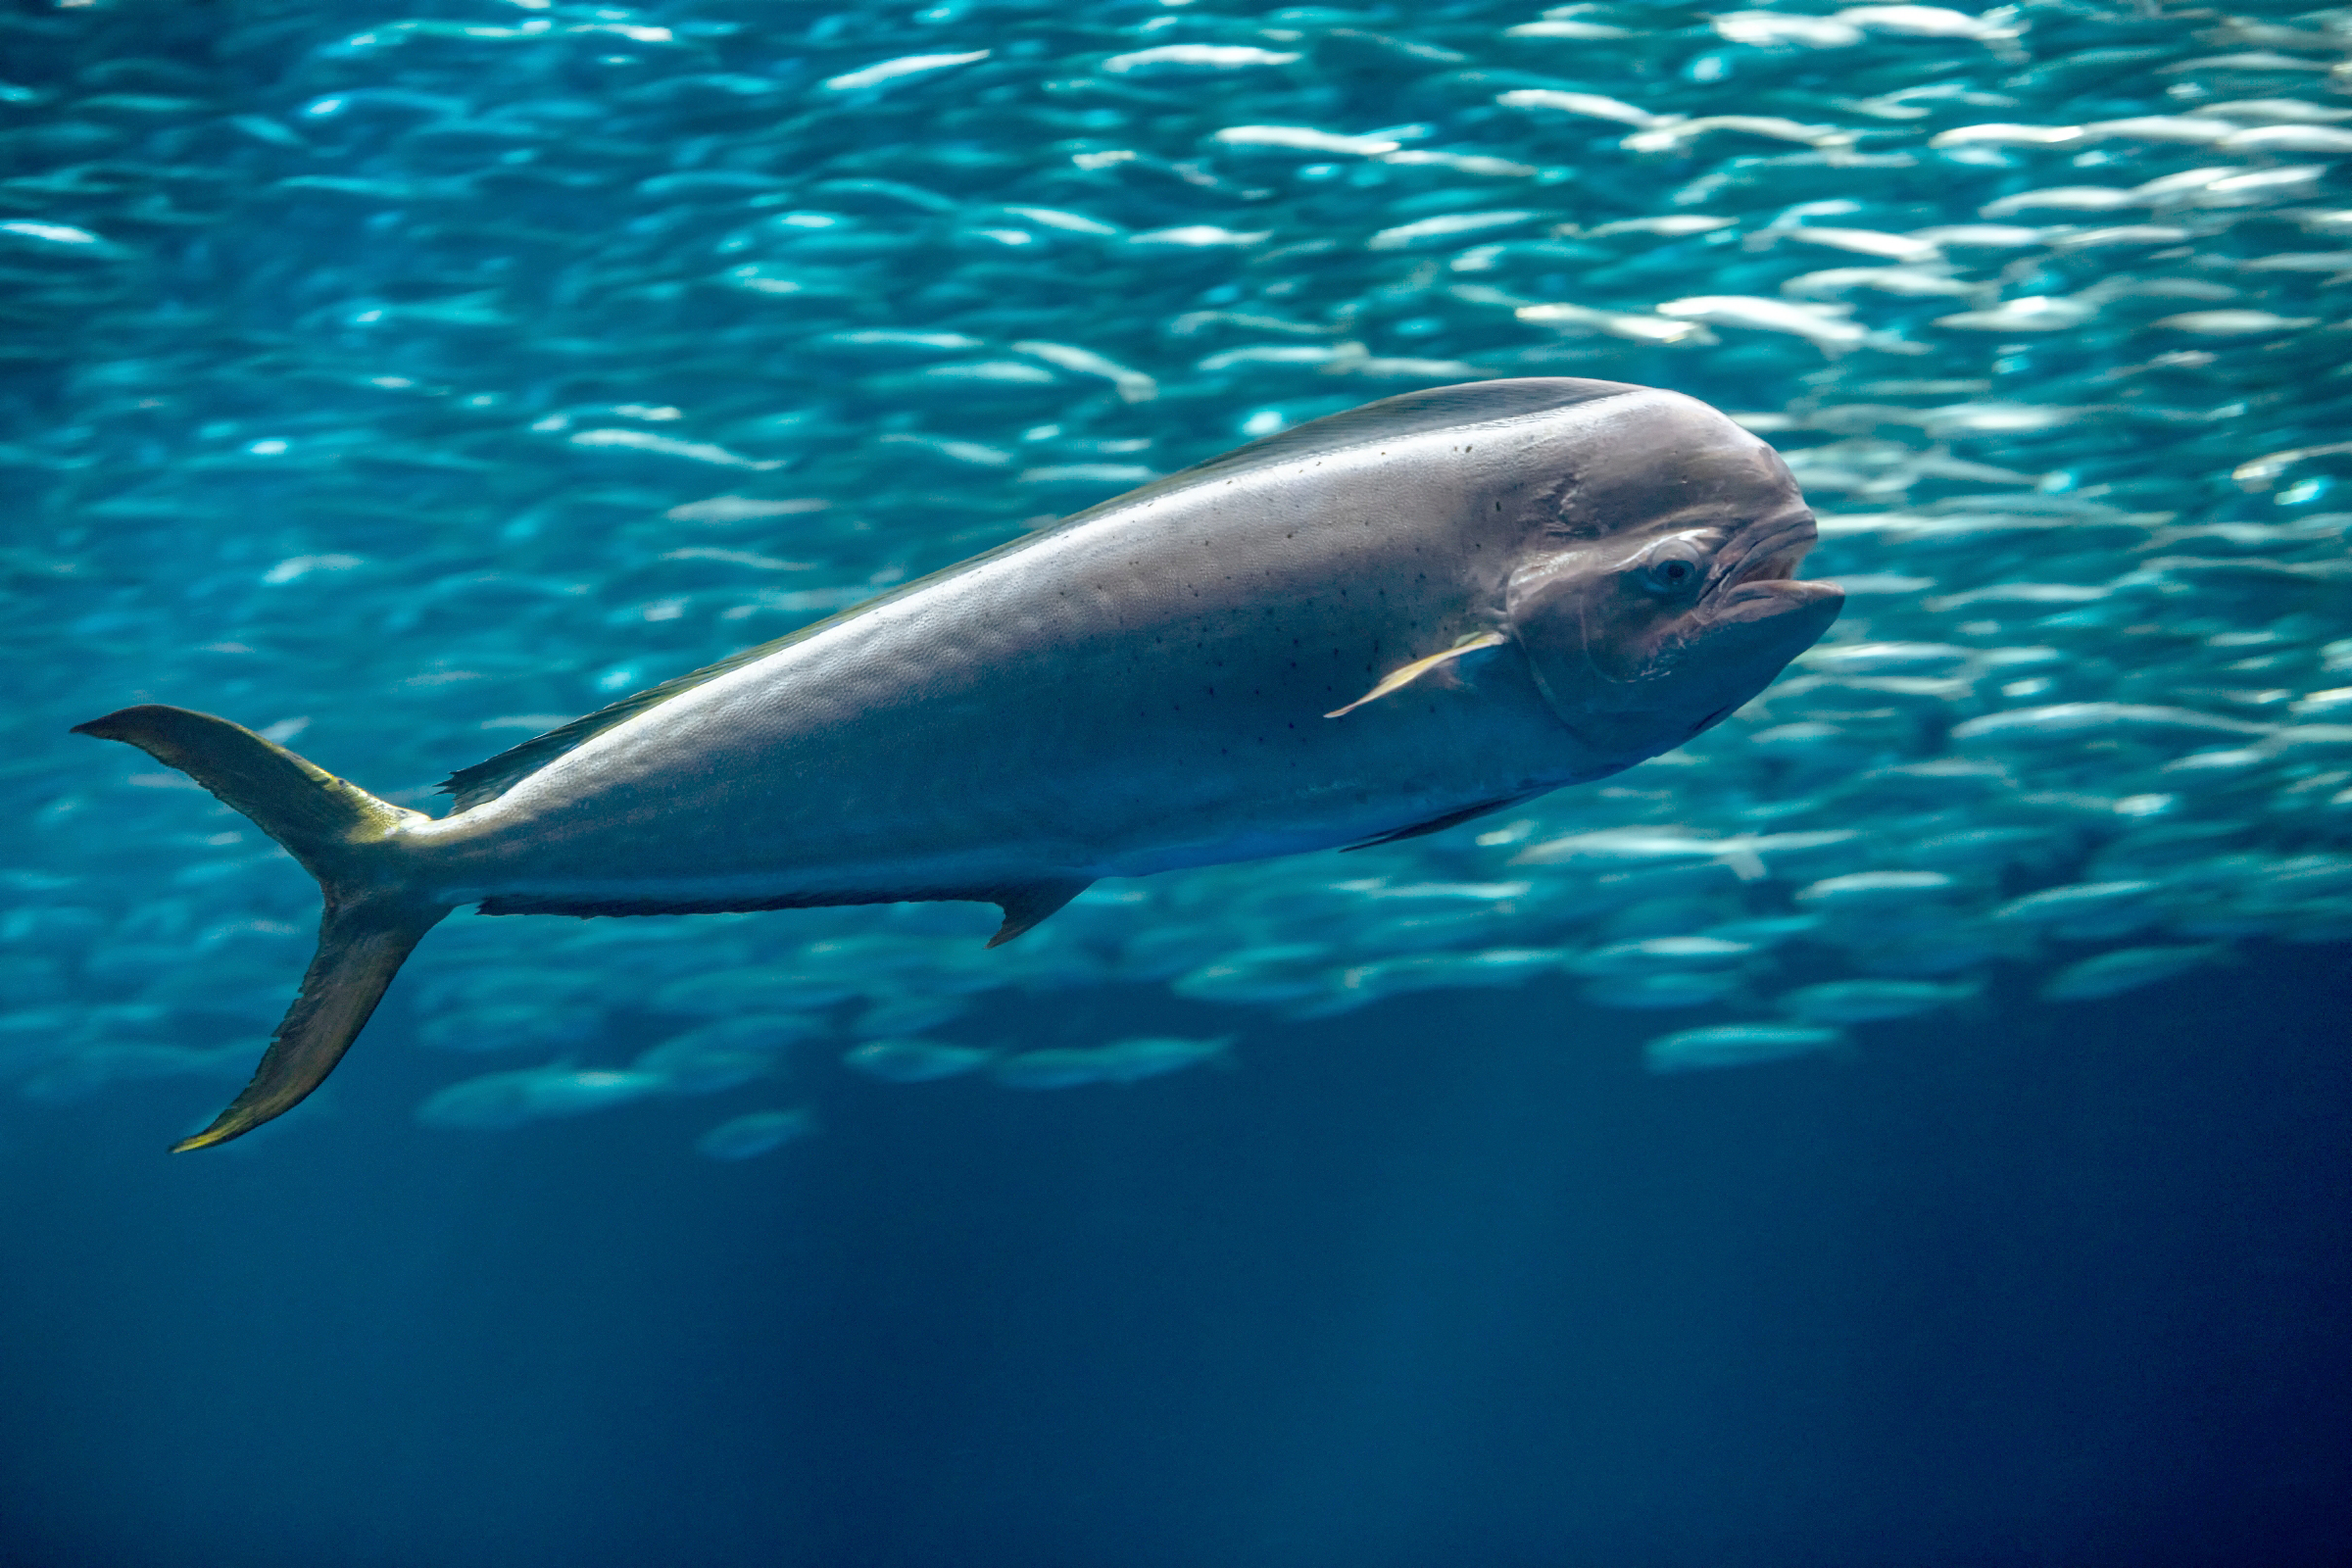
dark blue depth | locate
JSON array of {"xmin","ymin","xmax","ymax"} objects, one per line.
[{"xmin": 2, "ymin": 955, "xmax": 2346, "ymax": 1567}]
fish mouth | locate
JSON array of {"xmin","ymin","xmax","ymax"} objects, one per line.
[{"xmin": 1709, "ymin": 511, "xmax": 1840, "ymax": 618}]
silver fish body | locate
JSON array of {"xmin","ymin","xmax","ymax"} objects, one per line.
[
  {"xmin": 75, "ymin": 377, "xmax": 1840, "ymax": 1149},
  {"xmin": 406, "ymin": 377, "xmax": 1838, "ymax": 917}
]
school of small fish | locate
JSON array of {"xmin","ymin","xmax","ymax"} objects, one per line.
[{"xmin": 7, "ymin": 0, "xmax": 2349, "ymax": 1155}]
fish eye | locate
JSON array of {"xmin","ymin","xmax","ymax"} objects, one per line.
[{"xmin": 1640, "ymin": 545, "xmax": 1706, "ymax": 596}]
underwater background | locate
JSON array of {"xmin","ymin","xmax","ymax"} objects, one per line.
[{"xmin": 3, "ymin": 0, "xmax": 2350, "ymax": 1562}]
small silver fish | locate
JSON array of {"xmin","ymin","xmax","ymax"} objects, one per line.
[
  {"xmin": 1093, "ymin": 1035, "xmax": 1236, "ymax": 1082},
  {"xmin": 2039, "ymin": 945, "xmax": 2230, "ymax": 1002},
  {"xmin": 1777, "ymin": 978, "xmax": 1979, "ymax": 1023},
  {"xmin": 1645, "ymin": 1023, "xmax": 1845, "ymax": 1072},
  {"xmin": 695, "ymin": 1108, "xmax": 815, "ymax": 1160},
  {"xmin": 990, "ymin": 1049, "xmax": 1111, "ymax": 1090},
  {"xmin": 842, "ymin": 1039, "xmax": 996, "ymax": 1083}
]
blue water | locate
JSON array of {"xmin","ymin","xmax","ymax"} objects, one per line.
[{"xmin": 5, "ymin": 0, "xmax": 2351, "ymax": 1561}]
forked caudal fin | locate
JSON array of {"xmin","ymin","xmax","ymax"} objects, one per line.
[{"xmin": 72, "ymin": 706, "xmax": 448, "ymax": 1152}]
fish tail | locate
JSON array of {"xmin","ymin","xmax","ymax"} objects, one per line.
[{"xmin": 72, "ymin": 705, "xmax": 449, "ymax": 1152}]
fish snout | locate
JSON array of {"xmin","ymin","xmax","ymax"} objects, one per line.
[
  {"xmin": 1709, "ymin": 506, "xmax": 1821, "ymax": 597},
  {"xmin": 1714, "ymin": 571, "xmax": 1845, "ymax": 630},
  {"xmin": 1708, "ymin": 508, "xmax": 1841, "ymax": 637}
]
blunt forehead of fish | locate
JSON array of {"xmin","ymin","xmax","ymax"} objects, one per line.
[{"xmin": 1547, "ymin": 397, "xmax": 1796, "ymax": 536}]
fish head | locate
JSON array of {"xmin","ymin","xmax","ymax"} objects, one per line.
[{"xmin": 1505, "ymin": 391, "xmax": 1841, "ymax": 764}]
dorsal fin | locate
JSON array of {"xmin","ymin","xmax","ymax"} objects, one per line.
[
  {"xmin": 442, "ymin": 380, "xmax": 1638, "ymax": 811},
  {"xmin": 437, "ymin": 596, "xmax": 906, "ymax": 809},
  {"xmin": 443, "ymin": 640, "xmax": 780, "ymax": 809},
  {"xmin": 1052, "ymin": 376, "xmax": 1642, "ymax": 529}
]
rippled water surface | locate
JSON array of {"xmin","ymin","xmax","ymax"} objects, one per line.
[{"xmin": 4, "ymin": 1, "xmax": 2349, "ymax": 1563}]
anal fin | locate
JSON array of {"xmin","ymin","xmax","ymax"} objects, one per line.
[
  {"xmin": 987, "ymin": 878, "xmax": 1093, "ymax": 948},
  {"xmin": 1342, "ymin": 794, "xmax": 1535, "ymax": 853}
]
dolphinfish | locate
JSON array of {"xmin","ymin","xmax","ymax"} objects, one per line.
[{"xmin": 76, "ymin": 377, "xmax": 1840, "ymax": 1150}]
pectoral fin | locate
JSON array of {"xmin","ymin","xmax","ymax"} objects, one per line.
[
  {"xmin": 1325, "ymin": 629, "xmax": 1511, "ymax": 718},
  {"xmin": 987, "ymin": 878, "xmax": 1093, "ymax": 948}
]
